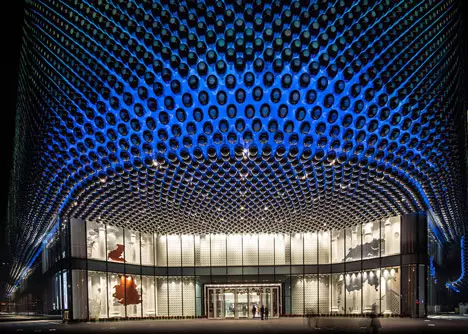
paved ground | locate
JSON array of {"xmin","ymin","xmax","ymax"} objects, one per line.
[
  {"xmin": 0, "ymin": 314, "xmax": 61, "ymax": 323},
  {"xmin": 0, "ymin": 316, "xmax": 467, "ymax": 333}
]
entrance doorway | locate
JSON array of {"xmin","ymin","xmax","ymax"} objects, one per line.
[{"xmin": 205, "ymin": 284, "xmax": 281, "ymax": 319}]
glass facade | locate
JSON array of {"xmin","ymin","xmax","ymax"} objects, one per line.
[
  {"xmin": 62, "ymin": 215, "xmax": 412, "ymax": 320},
  {"xmin": 79, "ymin": 217, "xmax": 401, "ymax": 267},
  {"xmin": 85, "ymin": 270, "xmax": 198, "ymax": 319}
]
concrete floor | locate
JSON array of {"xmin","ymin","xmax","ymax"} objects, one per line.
[{"xmin": 0, "ymin": 316, "xmax": 467, "ymax": 333}]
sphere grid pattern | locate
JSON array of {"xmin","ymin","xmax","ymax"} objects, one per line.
[{"xmin": 10, "ymin": 0, "xmax": 466, "ymax": 278}]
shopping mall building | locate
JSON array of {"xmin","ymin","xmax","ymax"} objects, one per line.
[{"xmin": 5, "ymin": 0, "xmax": 467, "ymax": 321}]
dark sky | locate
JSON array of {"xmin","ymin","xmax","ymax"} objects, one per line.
[{"xmin": 0, "ymin": 1, "xmax": 24, "ymax": 265}]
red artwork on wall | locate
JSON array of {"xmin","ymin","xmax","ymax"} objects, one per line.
[
  {"xmin": 112, "ymin": 275, "xmax": 141, "ymax": 306},
  {"xmin": 108, "ymin": 244, "xmax": 125, "ymax": 262}
]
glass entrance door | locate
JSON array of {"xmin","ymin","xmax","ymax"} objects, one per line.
[
  {"xmin": 224, "ymin": 289, "xmax": 235, "ymax": 318},
  {"xmin": 237, "ymin": 289, "xmax": 249, "ymax": 318},
  {"xmin": 205, "ymin": 284, "xmax": 281, "ymax": 319},
  {"xmin": 249, "ymin": 288, "xmax": 261, "ymax": 318}
]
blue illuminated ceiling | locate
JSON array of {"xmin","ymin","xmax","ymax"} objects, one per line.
[{"xmin": 10, "ymin": 0, "xmax": 466, "ymax": 277}]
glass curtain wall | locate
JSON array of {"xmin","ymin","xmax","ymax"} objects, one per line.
[
  {"xmin": 381, "ymin": 216, "xmax": 401, "ymax": 256},
  {"xmin": 289, "ymin": 266, "xmax": 400, "ymax": 315},
  {"xmin": 362, "ymin": 221, "xmax": 380, "ymax": 260},
  {"xmin": 88, "ymin": 271, "xmax": 108, "ymax": 320},
  {"xmin": 381, "ymin": 267, "xmax": 400, "ymax": 315},
  {"xmin": 82, "ymin": 216, "xmax": 401, "ymax": 267},
  {"xmin": 73, "ymin": 217, "xmax": 403, "ymax": 319},
  {"xmin": 331, "ymin": 273, "xmax": 345, "ymax": 314},
  {"xmin": 82, "ymin": 271, "xmax": 197, "ymax": 319},
  {"xmin": 79, "ymin": 268, "xmax": 400, "ymax": 318},
  {"xmin": 362, "ymin": 269, "xmax": 380, "ymax": 314},
  {"xmin": 345, "ymin": 271, "xmax": 362, "ymax": 314},
  {"xmin": 86, "ymin": 221, "xmax": 106, "ymax": 261}
]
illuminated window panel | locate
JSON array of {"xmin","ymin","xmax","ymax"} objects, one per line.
[
  {"xmin": 182, "ymin": 278, "xmax": 196, "ymax": 317},
  {"xmin": 227, "ymin": 235, "xmax": 242, "ymax": 266},
  {"xmin": 108, "ymin": 273, "xmax": 125, "ymax": 318},
  {"xmin": 331, "ymin": 274, "xmax": 345, "ymax": 315},
  {"xmin": 211, "ymin": 234, "xmax": 227, "ymax": 266},
  {"xmin": 141, "ymin": 232, "xmax": 154, "ymax": 267},
  {"xmin": 304, "ymin": 275, "xmax": 318, "ymax": 315},
  {"xmin": 274, "ymin": 234, "xmax": 289, "ymax": 266},
  {"xmin": 181, "ymin": 235, "xmax": 195, "ymax": 267},
  {"xmin": 243, "ymin": 234, "xmax": 259, "ymax": 266},
  {"xmin": 345, "ymin": 225, "xmax": 362, "ymax": 262},
  {"xmin": 345, "ymin": 272, "xmax": 362, "ymax": 315},
  {"xmin": 107, "ymin": 227, "xmax": 124, "ymax": 264},
  {"xmin": 304, "ymin": 232, "xmax": 318, "ymax": 265},
  {"xmin": 318, "ymin": 275, "xmax": 330, "ymax": 314},
  {"xmin": 258, "ymin": 234, "xmax": 275, "ymax": 266},
  {"xmin": 87, "ymin": 271, "xmax": 108, "ymax": 320},
  {"xmin": 331, "ymin": 229, "xmax": 345, "ymax": 264},
  {"xmin": 381, "ymin": 267, "xmax": 401, "ymax": 315},
  {"xmin": 126, "ymin": 275, "xmax": 142, "ymax": 318},
  {"xmin": 291, "ymin": 276, "xmax": 304, "ymax": 315},
  {"xmin": 142, "ymin": 276, "xmax": 155, "ymax": 317},
  {"xmin": 168, "ymin": 277, "xmax": 183, "ymax": 316},
  {"xmin": 167, "ymin": 235, "xmax": 182, "ymax": 267},
  {"xmin": 155, "ymin": 235, "xmax": 167, "ymax": 267},
  {"xmin": 86, "ymin": 221, "xmax": 106, "ymax": 261},
  {"xmin": 362, "ymin": 269, "xmax": 380, "ymax": 314},
  {"xmin": 197, "ymin": 235, "xmax": 211, "ymax": 267},
  {"xmin": 362, "ymin": 222, "xmax": 380, "ymax": 260},
  {"xmin": 381, "ymin": 217, "xmax": 401, "ymax": 257},
  {"xmin": 318, "ymin": 231, "xmax": 330, "ymax": 264},
  {"xmin": 124, "ymin": 229, "xmax": 140, "ymax": 265},
  {"xmin": 156, "ymin": 277, "xmax": 168, "ymax": 317},
  {"xmin": 291, "ymin": 234, "xmax": 304, "ymax": 265}
]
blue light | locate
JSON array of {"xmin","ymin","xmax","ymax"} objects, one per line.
[
  {"xmin": 445, "ymin": 236, "xmax": 465, "ymax": 293},
  {"xmin": 7, "ymin": 220, "xmax": 60, "ymax": 297},
  {"xmin": 8, "ymin": 0, "xmax": 466, "ymax": 290},
  {"xmin": 429, "ymin": 256, "xmax": 436, "ymax": 278}
]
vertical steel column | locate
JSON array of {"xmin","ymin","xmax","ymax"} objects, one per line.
[
  {"xmin": 302, "ymin": 233, "xmax": 305, "ymax": 316},
  {"xmin": 360, "ymin": 222, "xmax": 363, "ymax": 315},
  {"xmin": 344, "ymin": 226, "xmax": 346, "ymax": 315},
  {"xmin": 105, "ymin": 223, "xmax": 109, "ymax": 319},
  {"xmin": 140, "ymin": 232, "xmax": 143, "ymax": 318},
  {"xmin": 123, "ymin": 228, "xmax": 127, "ymax": 319},
  {"xmin": 166, "ymin": 234, "xmax": 169, "ymax": 317},
  {"xmin": 180, "ymin": 234, "xmax": 183, "ymax": 317},
  {"xmin": 85, "ymin": 219, "xmax": 90, "ymax": 321}
]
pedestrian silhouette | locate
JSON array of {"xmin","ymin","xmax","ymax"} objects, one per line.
[
  {"xmin": 370, "ymin": 312, "xmax": 381, "ymax": 333},
  {"xmin": 265, "ymin": 307, "xmax": 269, "ymax": 320},
  {"xmin": 260, "ymin": 305, "xmax": 265, "ymax": 320}
]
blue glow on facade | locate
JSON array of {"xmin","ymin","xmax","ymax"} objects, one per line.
[
  {"xmin": 445, "ymin": 236, "xmax": 465, "ymax": 293},
  {"xmin": 8, "ymin": 220, "xmax": 60, "ymax": 297},
  {"xmin": 8, "ymin": 0, "xmax": 466, "ymax": 294},
  {"xmin": 429, "ymin": 256, "xmax": 436, "ymax": 278}
]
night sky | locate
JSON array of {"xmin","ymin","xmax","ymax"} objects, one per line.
[{"xmin": 0, "ymin": 1, "xmax": 25, "ymax": 280}]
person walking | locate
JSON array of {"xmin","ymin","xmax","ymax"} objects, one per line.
[
  {"xmin": 251, "ymin": 304, "xmax": 257, "ymax": 318},
  {"xmin": 369, "ymin": 312, "xmax": 381, "ymax": 334},
  {"xmin": 260, "ymin": 305, "xmax": 265, "ymax": 320},
  {"xmin": 264, "ymin": 307, "xmax": 269, "ymax": 320}
]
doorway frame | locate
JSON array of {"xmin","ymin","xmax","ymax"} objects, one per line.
[{"xmin": 204, "ymin": 283, "xmax": 282, "ymax": 319}]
